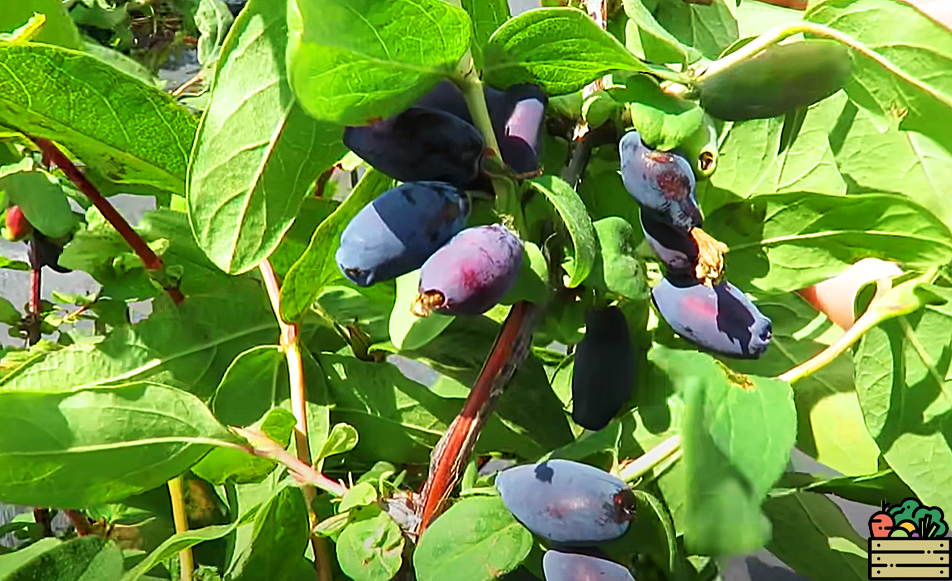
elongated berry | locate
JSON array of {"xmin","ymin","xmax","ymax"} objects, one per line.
[
  {"xmin": 413, "ymin": 224, "xmax": 523, "ymax": 317},
  {"xmin": 336, "ymin": 181, "xmax": 470, "ymax": 287},
  {"xmin": 495, "ymin": 459, "xmax": 636, "ymax": 546},
  {"xmin": 572, "ymin": 306, "xmax": 635, "ymax": 431},
  {"xmin": 543, "ymin": 549, "xmax": 635, "ymax": 581}
]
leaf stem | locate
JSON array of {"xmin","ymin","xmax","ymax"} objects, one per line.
[
  {"xmin": 167, "ymin": 477, "xmax": 194, "ymax": 581},
  {"xmin": 30, "ymin": 137, "xmax": 185, "ymax": 304},
  {"xmin": 257, "ymin": 259, "xmax": 332, "ymax": 581},
  {"xmin": 696, "ymin": 22, "xmax": 899, "ymax": 87},
  {"xmin": 619, "ymin": 435, "xmax": 683, "ymax": 483},
  {"xmin": 778, "ymin": 269, "xmax": 937, "ymax": 384}
]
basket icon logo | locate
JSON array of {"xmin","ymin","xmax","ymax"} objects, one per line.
[{"xmin": 868, "ymin": 497, "xmax": 950, "ymax": 579}]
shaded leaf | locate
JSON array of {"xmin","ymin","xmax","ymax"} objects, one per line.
[
  {"xmin": 0, "ymin": 0, "xmax": 83, "ymax": 49},
  {"xmin": 3, "ymin": 536, "xmax": 123, "ymax": 581},
  {"xmin": 528, "ymin": 175, "xmax": 597, "ymax": 288},
  {"xmin": 227, "ymin": 485, "xmax": 310, "ymax": 581},
  {"xmin": 653, "ymin": 0, "xmax": 738, "ymax": 61}
]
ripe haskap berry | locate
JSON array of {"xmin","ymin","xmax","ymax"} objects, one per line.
[
  {"xmin": 652, "ymin": 275, "xmax": 772, "ymax": 359},
  {"xmin": 413, "ymin": 81, "xmax": 547, "ymax": 175},
  {"xmin": 542, "ymin": 549, "xmax": 635, "ymax": 581},
  {"xmin": 343, "ymin": 107, "xmax": 485, "ymax": 188},
  {"xmin": 571, "ymin": 306, "xmax": 635, "ymax": 431},
  {"xmin": 31, "ymin": 232, "xmax": 72, "ymax": 274},
  {"xmin": 495, "ymin": 459, "xmax": 636, "ymax": 546},
  {"xmin": 336, "ymin": 181, "xmax": 470, "ymax": 287},
  {"xmin": 619, "ymin": 130, "xmax": 702, "ymax": 232},
  {"xmin": 3, "ymin": 206, "xmax": 34, "ymax": 242},
  {"xmin": 640, "ymin": 207, "xmax": 699, "ymax": 274},
  {"xmin": 413, "ymin": 224, "xmax": 523, "ymax": 317}
]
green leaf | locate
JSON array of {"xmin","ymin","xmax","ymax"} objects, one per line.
[
  {"xmin": 286, "ymin": 0, "xmax": 472, "ymax": 125},
  {"xmin": 725, "ymin": 291, "xmax": 880, "ymax": 476},
  {"xmin": 315, "ymin": 422, "xmax": 359, "ymax": 465},
  {"xmin": 833, "ymin": 101, "xmax": 952, "ymax": 228},
  {"xmin": 854, "ymin": 284, "xmax": 952, "ymax": 510},
  {"xmin": 806, "ymin": 0, "xmax": 952, "ymax": 156},
  {"xmin": 2, "ymin": 536, "xmax": 123, "ymax": 581},
  {"xmin": 587, "ymin": 216, "xmax": 647, "ymax": 301},
  {"xmin": 617, "ymin": 74, "xmax": 704, "ymax": 151},
  {"xmin": 0, "ymin": 0, "xmax": 83, "ymax": 49},
  {"xmin": 500, "ymin": 241, "xmax": 548, "ymax": 305},
  {"xmin": 280, "ymin": 169, "xmax": 394, "ymax": 322},
  {"xmin": 195, "ymin": 0, "xmax": 234, "ymax": 66},
  {"xmin": 653, "ymin": 0, "xmax": 738, "ymax": 61},
  {"xmin": 622, "ymin": 0, "xmax": 698, "ymax": 65},
  {"xmin": 775, "ymin": 470, "xmax": 915, "ymax": 508},
  {"xmin": 763, "ymin": 492, "xmax": 868, "ymax": 581},
  {"xmin": 121, "ymin": 518, "xmax": 254, "ymax": 581},
  {"xmin": 0, "ymin": 44, "xmax": 197, "ymax": 195},
  {"xmin": 462, "ymin": 0, "xmax": 510, "ymax": 66},
  {"xmin": 0, "ymin": 539, "xmax": 62, "ymax": 577},
  {"xmin": 528, "ymin": 175, "xmax": 597, "ymax": 288},
  {"xmin": 187, "ymin": 0, "xmax": 347, "ymax": 274},
  {"xmin": 0, "ymin": 382, "xmax": 236, "ymax": 507},
  {"xmin": 4, "ymin": 169, "xmax": 77, "ymax": 238},
  {"xmin": 484, "ymin": 7, "xmax": 651, "ymax": 95},
  {"xmin": 269, "ymin": 197, "xmax": 338, "ymax": 279},
  {"xmin": 576, "ymin": 144, "xmax": 642, "ymax": 226},
  {"xmin": 614, "ymin": 489, "xmax": 680, "ymax": 576},
  {"xmin": 414, "ymin": 495, "xmax": 532, "ymax": 581},
  {"xmin": 0, "ymin": 296, "xmax": 20, "ymax": 327},
  {"xmin": 655, "ymin": 348, "xmax": 795, "ymax": 555},
  {"xmin": 338, "ymin": 481, "xmax": 377, "ymax": 513},
  {"xmin": 705, "ymin": 191, "xmax": 952, "ymax": 293},
  {"xmin": 389, "ymin": 269, "xmax": 455, "ymax": 351},
  {"xmin": 227, "ymin": 485, "xmax": 310, "ymax": 581},
  {"xmin": 336, "ymin": 505, "xmax": 404, "ymax": 581},
  {"xmin": 191, "ymin": 408, "xmax": 297, "ymax": 485}
]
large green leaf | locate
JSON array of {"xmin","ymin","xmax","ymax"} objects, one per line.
[
  {"xmin": 653, "ymin": 0, "xmax": 738, "ymax": 61},
  {"xmin": 776, "ymin": 469, "xmax": 915, "ymax": 508},
  {"xmin": 3, "ymin": 169, "xmax": 78, "ymax": 238},
  {"xmin": 187, "ymin": 0, "xmax": 346, "ymax": 274},
  {"xmin": 414, "ymin": 496, "xmax": 532, "ymax": 581},
  {"xmin": 833, "ymin": 100, "xmax": 952, "ymax": 228},
  {"xmin": 286, "ymin": 0, "xmax": 471, "ymax": 125},
  {"xmin": 655, "ymin": 348, "xmax": 796, "ymax": 555},
  {"xmin": 763, "ymin": 492, "xmax": 868, "ymax": 581},
  {"xmin": 726, "ymin": 291, "xmax": 880, "ymax": 476},
  {"xmin": 0, "ymin": 0, "xmax": 83, "ymax": 49},
  {"xmin": 227, "ymin": 485, "xmax": 310, "ymax": 581},
  {"xmin": 854, "ymin": 285, "xmax": 952, "ymax": 509},
  {"xmin": 462, "ymin": 0, "xmax": 510, "ymax": 66},
  {"xmin": 280, "ymin": 169, "xmax": 394, "ymax": 322},
  {"xmin": 2, "ymin": 536, "xmax": 123, "ymax": 581},
  {"xmin": 807, "ymin": 0, "xmax": 952, "ymax": 156},
  {"xmin": 705, "ymin": 191, "xmax": 952, "ymax": 292},
  {"xmin": 528, "ymin": 175, "xmax": 597, "ymax": 288},
  {"xmin": 484, "ymin": 7, "xmax": 651, "ymax": 94},
  {"xmin": 0, "ymin": 44, "xmax": 197, "ymax": 195},
  {"xmin": 622, "ymin": 0, "xmax": 698, "ymax": 65},
  {"xmin": 0, "ymin": 382, "xmax": 236, "ymax": 507}
]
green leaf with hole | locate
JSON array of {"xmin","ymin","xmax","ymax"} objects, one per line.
[
  {"xmin": 528, "ymin": 175, "xmax": 597, "ymax": 288},
  {"xmin": 280, "ymin": 169, "xmax": 394, "ymax": 322},
  {"xmin": 187, "ymin": 0, "xmax": 346, "ymax": 274},
  {"xmin": 287, "ymin": 0, "xmax": 472, "ymax": 125},
  {"xmin": 337, "ymin": 505, "xmax": 404, "ymax": 581},
  {"xmin": 414, "ymin": 495, "xmax": 532, "ymax": 581},
  {"xmin": 484, "ymin": 7, "xmax": 651, "ymax": 94},
  {"xmin": 390, "ymin": 269, "xmax": 455, "ymax": 351},
  {"xmin": 0, "ymin": 44, "xmax": 197, "ymax": 195}
]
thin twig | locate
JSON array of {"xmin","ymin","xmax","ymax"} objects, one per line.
[
  {"xmin": 26, "ymin": 240, "xmax": 42, "ymax": 346},
  {"xmin": 171, "ymin": 73, "xmax": 204, "ymax": 97},
  {"xmin": 257, "ymin": 259, "xmax": 333, "ymax": 581},
  {"xmin": 30, "ymin": 137, "xmax": 185, "ymax": 304},
  {"xmin": 619, "ymin": 435, "xmax": 682, "ymax": 483},
  {"xmin": 168, "ymin": 477, "xmax": 193, "ymax": 581}
]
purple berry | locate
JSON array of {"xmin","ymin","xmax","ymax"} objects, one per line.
[
  {"xmin": 619, "ymin": 130, "xmax": 702, "ymax": 232},
  {"xmin": 651, "ymin": 276, "xmax": 772, "ymax": 359},
  {"xmin": 413, "ymin": 224, "xmax": 523, "ymax": 317},
  {"xmin": 641, "ymin": 207, "xmax": 699, "ymax": 274},
  {"xmin": 336, "ymin": 181, "xmax": 470, "ymax": 287},
  {"xmin": 572, "ymin": 306, "xmax": 635, "ymax": 432},
  {"xmin": 343, "ymin": 107, "xmax": 485, "ymax": 187},
  {"xmin": 495, "ymin": 459, "xmax": 636, "ymax": 546},
  {"xmin": 542, "ymin": 549, "xmax": 635, "ymax": 581}
]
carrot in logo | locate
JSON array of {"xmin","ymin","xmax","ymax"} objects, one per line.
[{"xmin": 868, "ymin": 497, "xmax": 950, "ymax": 579}]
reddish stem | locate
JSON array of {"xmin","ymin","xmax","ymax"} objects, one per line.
[
  {"xmin": 31, "ymin": 137, "xmax": 184, "ymax": 305},
  {"xmin": 64, "ymin": 510, "xmax": 93, "ymax": 537},
  {"xmin": 26, "ymin": 241, "xmax": 42, "ymax": 346},
  {"xmin": 32, "ymin": 507, "xmax": 53, "ymax": 537},
  {"xmin": 417, "ymin": 302, "xmax": 537, "ymax": 533}
]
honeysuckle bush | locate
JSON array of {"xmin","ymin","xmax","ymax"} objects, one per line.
[{"xmin": 0, "ymin": 0, "xmax": 950, "ymax": 580}]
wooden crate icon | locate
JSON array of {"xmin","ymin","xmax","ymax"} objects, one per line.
[{"xmin": 869, "ymin": 538, "xmax": 951, "ymax": 579}]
